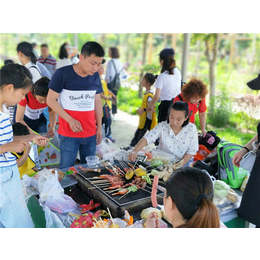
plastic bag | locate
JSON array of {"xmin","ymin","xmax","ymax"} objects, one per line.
[
  {"xmin": 151, "ymin": 149, "xmax": 175, "ymax": 164},
  {"xmin": 42, "ymin": 205, "xmax": 66, "ymax": 228},
  {"xmin": 20, "ymin": 174, "xmax": 39, "ymax": 204},
  {"xmin": 45, "ymin": 193, "xmax": 77, "ymax": 214},
  {"xmin": 39, "ymin": 171, "xmax": 64, "ymax": 203},
  {"xmin": 96, "ymin": 139, "xmax": 116, "ymax": 159}
]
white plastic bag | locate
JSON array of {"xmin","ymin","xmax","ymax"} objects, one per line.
[
  {"xmin": 39, "ymin": 171, "xmax": 64, "ymax": 203},
  {"xmin": 42, "ymin": 205, "xmax": 66, "ymax": 228},
  {"xmin": 96, "ymin": 139, "xmax": 116, "ymax": 159},
  {"xmin": 20, "ymin": 174, "xmax": 39, "ymax": 204}
]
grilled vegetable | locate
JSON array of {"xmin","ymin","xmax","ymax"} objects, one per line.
[
  {"xmin": 125, "ymin": 170, "xmax": 134, "ymax": 180},
  {"xmin": 134, "ymin": 168, "xmax": 146, "ymax": 177}
]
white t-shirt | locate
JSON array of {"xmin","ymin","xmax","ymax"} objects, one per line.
[
  {"xmin": 25, "ymin": 61, "xmax": 42, "ymax": 83},
  {"xmin": 105, "ymin": 58, "xmax": 126, "ymax": 83},
  {"xmin": 154, "ymin": 68, "xmax": 181, "ymax": 101},
  {"xmin": 144, "ymin": 121, "xmax": 198, "ymax": 161},
  {"xmin": 56, "ymin": 58, "xmax": 72, "ymax": 70}
]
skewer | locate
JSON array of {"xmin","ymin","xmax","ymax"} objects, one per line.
[
  {"xmin": 107, "ymin": 207, "xmax": 115, "ymax": 226},
  {"xmin": 118, "ymin": 191, "xmax": 131, "ymax": 200}
]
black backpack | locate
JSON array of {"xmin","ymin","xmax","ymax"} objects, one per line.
[
  {"xmin": 199, "ymin": 130, "xmax": 220, "ymax": 151},
  {"xmin": 107, "ymin": 60, "xmax": 123, "ymax": 92}
]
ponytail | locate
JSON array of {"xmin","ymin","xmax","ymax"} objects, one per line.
[
  {"xmin": 144, "ymin": 73, "xmax": 158, "ymax": 86},
  {"xmin": 160, "ymin": 55, "xmax": 176, "ymax": 75},
  {"xmin": 30, "ymin": 51, "xmax": 37, "ymax": 64},
  {"xmin": 17, "ymin": 42, "xmax": 37, "ymax": 64},
  {"xmin": 177, "ymin": 199, "xmax": 220, "ymax": 228}
]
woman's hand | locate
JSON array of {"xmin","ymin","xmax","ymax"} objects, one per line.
[
  {"xmin": 128, "ymin": 151, "xmax": 137, "ymax": 162},
  {"xmin": 32, "ymin": 135, "xmax": 48, "ymax": 146},
  {"xmin": 145, "ymin": 212, "xmax": 160, "ymax": 228},
  {"xmin": 201, "ymin": 129, "xmax": 207, "ymax": 137},
  {"xmin": 232, "ymin": 149, "xmax": 248, "ymax": 167},
  {"xmin": 136, "ymin": 108, "xmax": 144, "ymax": 115}
]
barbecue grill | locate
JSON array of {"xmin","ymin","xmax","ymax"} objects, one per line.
[{"xmin": 75, "ymin": 160, "xmax": 166, "ymax": 218}]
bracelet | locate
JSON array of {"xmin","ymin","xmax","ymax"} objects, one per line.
[
  {"xmin": 242, "ymin": 146, "xmax": 250, "ymax": 152},
  {"xmin": 143, "ymin": 108, "xmax": 147, "ymax": 112}
]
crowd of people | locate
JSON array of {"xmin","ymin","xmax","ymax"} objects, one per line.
[{"xmin": 0, "ymin": 39, "xmax": 259, "ymax": 228}]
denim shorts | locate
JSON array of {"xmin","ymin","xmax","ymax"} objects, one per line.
[
  {"xmin": 59, "ymin": 134, "xmax": 96, "ymax": 169},
  {"xmin": 0, "ymin": 164, "xmax": 34, "ymax": 228}
]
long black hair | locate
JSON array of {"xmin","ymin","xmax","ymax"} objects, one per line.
[
  {"xmin": 167, "ymin": 101, "xmax": 189, "ymax": 127},
  {"xmin": 165, "ymin": 167, "xmax": 220, "ymax": 228},
  {"xmin": 59, "ymin": 43, "xmax": 68, "ymax": 59},
  {"xmin": 0, "ymin": 64, "xmax": 32, "ymax": 90},
  {"xmin": 159, "ymin": 54, "xmax": 176, "ymax": 75},
  {"xmin": 17, "ymin": 42, "xmax": 37, "ymax": 64}
]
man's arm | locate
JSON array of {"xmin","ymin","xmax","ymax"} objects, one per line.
[
  {"xmin": 199, "ymin": 112, "xmax": 207, "ymax": 136},
  {"xmin": 46, "ymin": 89, "xmax": 82, "ymax": 132},
  {"xmin": 95, "ymin": 93, "xmax": 103, "ymax": 144},
  {"xmin": 47, "ymin": 108, "xmax": 57, "ymax": 137}
]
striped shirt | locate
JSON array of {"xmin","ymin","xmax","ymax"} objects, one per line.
[
  {"xmin": 0, "ymin": 105, "xmax": 17, "ymax": 167},
  {"xmin": 37, "ymin": 54, "xmax": 57, "ymax": 78}
]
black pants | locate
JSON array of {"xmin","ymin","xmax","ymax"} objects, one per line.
[
  {"xmin": 158, "ymin": 100, "xmax": 172, "ymax": 123},
  {"xmin": 110, "ymin": 89, "xmax": 118, "ymax": 115},
  {"xmin": 102, "ymin": 105, "xmax": 112, "ymax": 137},
  {"xmin": 130, "ymin": 118, "xmax": 152, "ymax": 147}
]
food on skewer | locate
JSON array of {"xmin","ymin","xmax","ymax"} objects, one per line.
[
  {"xmin": 125, "ymin": 170, "xmax": 134, "ymax": 180},
  {"xmin": 134, "ymin": 168, "xmax": 146, "ymax": 177},
  {"xmin": 79, "ymin": 165, "xmax": 101, "ymax": 173},
  {"xmin": 112, "ymin": 189, "xmax": 129, "ymax": 196}
]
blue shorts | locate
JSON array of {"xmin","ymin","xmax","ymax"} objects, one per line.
[{"xmin": 0, "ymin": 164, "xmax": 34, "ymax": 228}]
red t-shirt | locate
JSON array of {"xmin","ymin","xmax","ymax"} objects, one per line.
[
  {"xmin": 19, "ymin": 91, "xmax": 47, "ymax": 120},
  {"xmin": 173, "ymin": 93, "xmax": 207, "ymax": 124}
]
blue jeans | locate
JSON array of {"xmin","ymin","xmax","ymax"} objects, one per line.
[
  {"xmin": 59, "ymin": 134, "xmax": 96, "ymax": 169},
  {"xmin": 0, "ymin": 164, "xmax": 34, "ymax": 228}
]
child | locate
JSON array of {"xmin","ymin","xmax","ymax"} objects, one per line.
[
  {"xmin": 122, "ymin": 73, "xmax": 158, "ymax": 151},
  {"xmin": 11, "ymin": 123, "xmax": 38, "ymax": 178},
  {"xmin": 47, "ymin": 41, "xmax": 105, "ymax": 169},
  {"xmin": 15, "ymin": 76, "xmax": 56, "ymax": 137},
  {"xmin": 0, "ymin": 63, "xmax": 47, "ymax": 228},
  {"xmin": 98, "ymin": 60, "xmax": 117, "ymax": 142}
]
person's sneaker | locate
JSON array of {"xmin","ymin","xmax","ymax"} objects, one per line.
[
  {"xmin": 121, "ymin": 145, "xmax": 132, "ymax": 151},
  {"xmin": 107, "ymin": 136, "xmax": 116, "ymax": 143},
  {"xmin": 111, "ymin": 114, "xmax": 116, "ymax": 121}
]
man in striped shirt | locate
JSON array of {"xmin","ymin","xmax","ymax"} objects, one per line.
[{"xmin": 37, "ymin": 44, "xmax": 57, "ymax": 78}]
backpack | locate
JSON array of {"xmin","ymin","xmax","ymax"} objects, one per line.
[
  {"xmin": 199, "ymin": 130, "xmax": 220, "ymax": 151},
  {"xmin": 107, "ymin": 60, "xmax": 123, "ymax": 91},
  {"xmin": 217, "ymin": 141, "xmax": 249, "ymax": 188}
]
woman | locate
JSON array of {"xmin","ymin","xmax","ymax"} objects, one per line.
[
  {"xmin": 56, "ymin": 43, "xmax": 72, "ymax": 70},
  {"xmin": 232, "ymin": 72, "xmax": 260, "ymax": 227},
  {"xmin": 173, "ymin": 78, "xmax": 208, "ymax": 136},
  {"xmin": 15, "ymin": 77, "xmax": 56, "ymax": 136},
  {"xmin": 17, "ymin": 42, "xmax": 42, "ymax": 83},
  {"xmin": 105, "ymin": 47, "xmax": 126, "ymax": 120},
  {"xmin": 145, "ymin": 167, "xmax": 220, "ymax": 228},
  {"xmin": 147, "ymin": 48, "xmax": 182, "ymax": 123},
  {"xmin": 128, "ymin": 101, "xmax": 198, "ymax": 167}
]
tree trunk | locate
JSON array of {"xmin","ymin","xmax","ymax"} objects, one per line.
[
  {"xmin": 204, "ymin": 33, "xmax": 221, "ymax": 100},
  {"xmin": 194, "ymin": 40, "xmax": 201, "ymax": 76},
  {"xmin": 139, "ymin": 33, "xmax": 149, "ymax": 98}
]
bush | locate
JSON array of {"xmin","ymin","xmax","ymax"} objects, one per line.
[{"xmin": 207, "ymin": 89, "xmax": 232, "ymax": 127}]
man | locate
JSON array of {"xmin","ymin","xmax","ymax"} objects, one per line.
[
  {"xmin": 47, "ymin": 41, "xmax": 104, "ymax": 168},
  {"xmin": 37, "ymin": 43, "xmax": 57, "ymax": 78}
]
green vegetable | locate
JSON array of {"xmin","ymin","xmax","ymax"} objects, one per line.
[
  {"xmin": 128, "ymin": 185, "xmax": 138, "ymax": 192},
  {"xmin": 150, "ymin": 169, "xmax": 160, "ymax": 176},
  {"xmin": 142, "ymin": 175, "xmax": 151, "ymax": 184},
  {"xmin": 214, "ymin": 180, "xmax": 230, "ymax": 199},
  {"xmin": 150, "ymin": 159, "xmax": 163, "ymax": 168}
]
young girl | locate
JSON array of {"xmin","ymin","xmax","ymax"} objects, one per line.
[
  {"xmin": 15, "ymin": 76, "xmax": 56, "ymax": 136},
  {"xmin": 128, "ymin": 101, "xmax": 198, "ymax": 167},
  {"xmin": 123, "ymin": 73, "xmax": 158, "ymax": 150},
  {"xmin": 147, "ymin": 48, "xmax": 182, "ymax": 123},
  {"xmin": 145, "ymin": 167, "xmax": 220, "ymax": 228},
  {"xmin": 98, "ymin": 61, "xmax": 117, "ymax": 142},
  {"xmin": 0, "ymin": 64, "xmax": 47, "ymax": 228}
]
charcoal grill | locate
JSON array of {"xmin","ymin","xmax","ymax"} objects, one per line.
[{"xmin": 75, "ymin": 160, "xmax": 165, "ymax": 218}]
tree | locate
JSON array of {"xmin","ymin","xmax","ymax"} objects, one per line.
[{"xmin": 192, "ymin": 33, "xmax": 221, "ymax": 99}]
